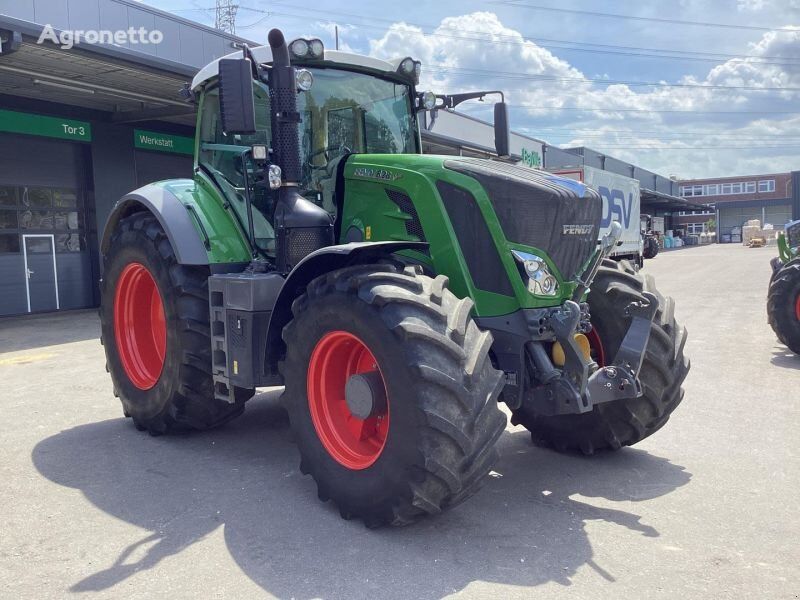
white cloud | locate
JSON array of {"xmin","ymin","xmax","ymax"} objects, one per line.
[
  {"xmin": 368, "ymin": 12, "xmax": 800, "ymax": 177},
  {"xmin": 737, "ymin": 0, "xmax": 767, "ymax": 11}
]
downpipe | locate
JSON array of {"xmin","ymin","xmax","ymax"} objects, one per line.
[{"xmin": 528, "ymin": 222, "xmax": 659, "ymax": 416}]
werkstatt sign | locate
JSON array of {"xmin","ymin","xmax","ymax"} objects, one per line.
[
  {"xmin": 134, "ymin": 129, "xmax": 193, "ymax": 155},
  {"xmin": 0, "ymin": 109, "xmax": 91, "ymax": 142}
]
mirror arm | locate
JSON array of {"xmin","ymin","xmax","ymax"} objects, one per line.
[
  {"xmin": 238, "ymin": 43, "xmax": 268, "ymax": 82},
  {"xmin": 436, "ymin": 90, "xmax": 504, "ymax": 110}
]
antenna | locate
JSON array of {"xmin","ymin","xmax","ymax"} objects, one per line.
[{"xmin": 215, "ymin": 0, "xmax": 239, "ymax": 35}]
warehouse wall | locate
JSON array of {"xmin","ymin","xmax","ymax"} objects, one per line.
[{"xmin": 0, "ymin": 0, "xmax": 248, "ymax": 68}]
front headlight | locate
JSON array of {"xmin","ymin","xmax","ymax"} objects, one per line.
[{"xmin": 512, "ymin": 250, "xmax": 559, "ymax": 296}]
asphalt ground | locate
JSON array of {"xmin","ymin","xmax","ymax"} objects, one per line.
[{"xmin": 0, "ymin": 243, "xmax": 797, "ymax": 599}]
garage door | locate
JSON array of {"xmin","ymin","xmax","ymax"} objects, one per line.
[
  {"xmin": 719, "ymin": 205, "xmax": 763, "ymax": 237},
  {"xmin": 0, "ymin": 134, "xmax": 93, "ymax": 316},
  {"xmin": 135, "ymin": 149, "xmax": 193, "ymax": 187},
  {"xmin": 765, "ymin": 204, "xmax": 792, "ymax": 229}
]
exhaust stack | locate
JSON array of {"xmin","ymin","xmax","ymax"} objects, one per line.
[{"xmin": 267, "ymin": 28, "xmax": 333, "ymax": 273}]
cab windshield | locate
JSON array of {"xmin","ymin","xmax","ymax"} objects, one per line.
[
  {"xmin": 298, "ymin": 68, "xmax": 418, "ymax": 211},
  {"xmin": 198, "ymin": 67, "xmax": 417, "ymax": 255}
]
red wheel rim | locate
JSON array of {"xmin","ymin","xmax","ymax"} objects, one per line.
[
  {"xmin": 307, "ymin": 331, "xmax": 389, "ymax": 470},
  {"xmin": 113, "ymin": 262, "xmax": 166, "ymax": 390},
  {"xmin": 586, "ymin": 327, "xmax": 606, "ymax": 367},
  {"xmin": 795, "ymin": 294, "xmax": 800, "ymax": 321}
]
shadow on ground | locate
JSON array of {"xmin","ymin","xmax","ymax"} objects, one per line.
[
  {"xmin": 771, "ymin": 347, "xmax": 800, "ymax": 369},
  {"xmin": 33, "ymin": 392, "xmax": 691, "ymax": 599},
  {"xmin": 0, "ymin": 309, "xmax": 99, "ymax": 353}
]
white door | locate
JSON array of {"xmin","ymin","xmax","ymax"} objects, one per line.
[{"xmin": 22, "ymin": 234, "xmax": 59, "ymax": 312}]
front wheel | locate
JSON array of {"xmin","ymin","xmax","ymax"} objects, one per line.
[
  {"xmin": 281, "ymin": 264, "xmax": 507, "ymax": 527},
  {"xmin": 512, "ymin": 259, "xmax": 689, "ymax": 454},
  {"xmin": 768, "ymin": 261, "xmax": 800, "ymax": 354}
]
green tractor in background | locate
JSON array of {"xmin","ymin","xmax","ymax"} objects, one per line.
[
  {"xmin": 768, "ymin": 220, "xmax": 800, "ymax": 354},
  {"xmin": 99, "ymin": 29, "xmax": 689, "ymax": 527}
]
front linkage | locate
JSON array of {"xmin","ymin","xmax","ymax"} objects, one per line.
[{"xmin": 484, "ymin": 222, "xmax": 659, "ymax": 418}]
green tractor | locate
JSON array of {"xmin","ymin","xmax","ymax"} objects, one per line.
[
  {"xmin": 768, "ymin": 220, "xmax": 800, "ymax": 354},
  {"xmin": 99, "ymin": 29, "xmax": 689, "ymax": 527}
]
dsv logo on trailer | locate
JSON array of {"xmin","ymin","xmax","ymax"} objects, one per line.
[{"xmin": 598, "ymin": 186, "xmax": 634, "ymax": 228}]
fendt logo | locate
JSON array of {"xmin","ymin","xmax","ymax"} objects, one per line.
[
  {"xmin": 599, "ymin": 186, "xmax": 634, "ymax": 228},
  {"xmin": 562, "ymin": 224, "xmax": 593, "ymax": 235}
]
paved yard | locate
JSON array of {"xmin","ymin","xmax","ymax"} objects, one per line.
[{"xmin": 0, "ymin": 243, "xmax": 797, "ymax": 599}]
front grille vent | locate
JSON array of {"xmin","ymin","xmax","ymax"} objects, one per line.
[{"xmin": 385, "ymin": 189, "xmax": 426, "ymax": 241}]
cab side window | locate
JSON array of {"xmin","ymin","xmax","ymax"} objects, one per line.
[{"xmin": 198, "ymin": 84, "xmax": 276, "ymax": 254}]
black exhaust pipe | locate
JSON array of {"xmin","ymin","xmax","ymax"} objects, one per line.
[
  {"xmin": 267, "ymin": 28, "xmax": 333, "ymax": 273},
  {"xmin": 267, "ymin": 29, "xmax": 301, "ymax": 184}
]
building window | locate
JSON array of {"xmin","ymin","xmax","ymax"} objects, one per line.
[
  {"xmin": 682, "ymin": 179, "xmax": 771, "ymax": 197},
  {"xmin": 686, "ymin": 223, "xmax": 706, "ymax": 234},
  {"xmin": 0, "ymin": 185, "xmax": 85, "ymax": 254}
]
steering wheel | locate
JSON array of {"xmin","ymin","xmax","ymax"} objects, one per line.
[{"xmin": 307, "ymin": 145, "xmax": 351, "ymax": 168}]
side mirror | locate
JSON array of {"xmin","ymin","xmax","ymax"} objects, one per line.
[
  {"xmin": 494, "ymin": 102, "xmax": 510, "ymax": 157},
  {"xmin": 218, "ymin": 58, "xmax": 256, "ymax": 135}
]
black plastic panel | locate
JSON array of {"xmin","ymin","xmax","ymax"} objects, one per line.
[
  {"xmin": 444, "ymin": 158, "xmax": 602, "ymax": 281},
  {"xmin": 385, "ymin": 188, "xmax": 426, "ymax": 241},
  {"xmin": 437, "ymin": 180, "xmax": 515, "ymax": 297}
]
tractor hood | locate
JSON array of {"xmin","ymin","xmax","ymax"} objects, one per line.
[{"xmin": 442, "ymin": 158, "xmax": 602, "ymax": 282}]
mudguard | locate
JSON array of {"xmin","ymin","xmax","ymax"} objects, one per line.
[
  {"xmin": 100, "ymin": 183, "xmax": 211, "ymax": 265},
  {"xmin": 264, "ymin": 241, "xmax": 429, "ymax": 377}
]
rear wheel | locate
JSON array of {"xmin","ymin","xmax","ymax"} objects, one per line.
[
  {"xmin": 512, "ymin": 259, "xmax": 689, "ymax": 454},
  {"xmin": 643, "ymin": 236, "xmax": 659, "ymax": 259},
  {"xmin": 768, "ymin": 261, "xmax": 800, "ymax": 354},
  {"xmin": 281, "ymin": 264, "xmax": 507, "ymax": 527},
  {"xmin": 100, "ymin": 212, "xmax": 250, "ymax": 434}
]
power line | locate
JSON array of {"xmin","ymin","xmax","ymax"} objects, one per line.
[
  {"xmin": 426, "ymin": 65, "xmax": 800, "ymax": 92},
  {"xmin": 512, "ymin": 106, "xmax": 800, "ymax": 114},
  {"xmin": 541, "ymin": 133, "xmax": 800, "ymax": 140},
  {"xmin": 492, "ymin": 2, "xmax": 795, "ymax": 32},
  {"xmin": 235, "ymin": 6, "xmax": 800, "ymax": 67},
  {"xmin": 553, "ymin": 145, "xmax": 800, "ymax": 150}
]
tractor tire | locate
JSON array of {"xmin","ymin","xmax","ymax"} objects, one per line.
[
  {"xmin": 643, "ymin": 236, "xmax": 659, "ymax": 259},
  {"xmin": 280, "ymin": 264, "xmax": 507, "ymax": 527},
  {"xmin": 511, "ymin": 259, "xmax": 689, "ymax": 454},
  {"xmin": 100, "ymin": 212, "xmax": 250, "ymax": 435},
  {"xmin": 767, "ymin": 260, "xmax": 800, "ymax": 354}
]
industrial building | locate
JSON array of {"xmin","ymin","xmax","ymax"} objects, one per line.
[
  {"xmin": 0, "ymin": 0, "xmax": 247, "ymax": 317},
  {"xmin": 676, "ymin": 172, "xmax": 799, "ymax": 242}
]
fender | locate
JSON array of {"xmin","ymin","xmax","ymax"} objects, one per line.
[
  {"xmin": 264, "ymin": 241, "xmax": 429, "ymax": 377},
  {"xmin": 101, "ymin": 182, "xmax": 210, "ymax": 265}
]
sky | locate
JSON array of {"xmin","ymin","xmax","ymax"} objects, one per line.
[{"xmin": 145, "ymin": 0, "xmax": 800, "ymax": 179}]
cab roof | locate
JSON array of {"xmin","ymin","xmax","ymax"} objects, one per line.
[{"xmin": 191, "ymin": 45, "xmax": 409, "ymax": 92}]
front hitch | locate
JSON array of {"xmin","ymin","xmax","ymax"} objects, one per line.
[
  {"xmin": 584, "ymin": 291, "xmax": 658, "ymax": 408},
  {"xmin": 530, "ymin": 290, "xmax": 658, "ymax": 417}
]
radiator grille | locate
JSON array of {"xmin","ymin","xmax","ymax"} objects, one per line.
[
  {"xmin": 444, "ymin": 158, "xmax": 601, "ymax": 281},
  {"xmin": 437, "ymin": 180, "xmax": 515, "ymax": 296}
]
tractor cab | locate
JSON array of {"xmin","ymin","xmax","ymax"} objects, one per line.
[{"xmin": 189, "ymin": 36, "xmax": 509, "ymax": 269}]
